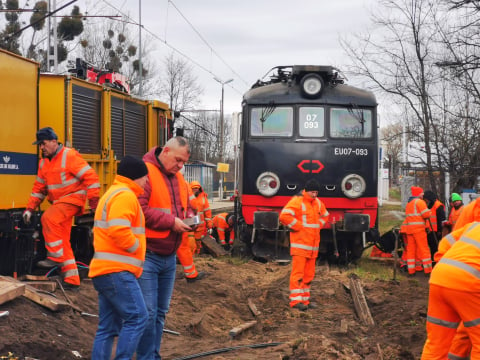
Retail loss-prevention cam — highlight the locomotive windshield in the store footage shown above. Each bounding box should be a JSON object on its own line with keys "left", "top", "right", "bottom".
{"left": 251, "top": 107, "right": 293, "bottom": 137}
{"left": 299, "top": 107, "right": 325, "bottom": 137}
{"left": 329, "top": 108, "right": 372, "bottom": 139}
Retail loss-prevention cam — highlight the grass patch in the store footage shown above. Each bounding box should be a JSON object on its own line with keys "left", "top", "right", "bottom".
{"left": 378, "top": 203, "right": 403, "bottom": 235}
{"left": 347, "top": 257, "right": 397, "bottom": 281}
{"left": 389, "top": 187, "right": 401, "bottom": 201}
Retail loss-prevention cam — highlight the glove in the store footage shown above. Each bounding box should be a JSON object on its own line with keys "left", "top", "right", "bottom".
{"left": 208, "top": 228, "right": 213, "bottom": 235}
{"left": 88, "top": 197, "right": 99, "bottom": 212}
{"left": 23, "top": 210, "right": 32, "bottom": 225}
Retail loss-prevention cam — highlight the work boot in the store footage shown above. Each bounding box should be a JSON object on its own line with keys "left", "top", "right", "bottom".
{"left": 59, "top": 281, "right": 80, "bottom": 292}
{"left": 36, "top": 258, "right": 58, "bottom": 269}
{"left": 186, "top": 271, "right": 207, "bottom": 283}
{"left": 308, "top": 302, "right": 318, "bottom": 309}
{"left": 292, "top": 303, "right": 308, "bottom": 311}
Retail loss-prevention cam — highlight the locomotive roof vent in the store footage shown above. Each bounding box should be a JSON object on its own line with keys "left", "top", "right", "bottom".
{"left": 251, "top": 65, "right": 345, "bottom": 99}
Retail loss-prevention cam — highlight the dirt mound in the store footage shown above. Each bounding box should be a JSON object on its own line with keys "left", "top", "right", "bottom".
{"left": 0, "top": 257, "right": 428, "bottom": 359}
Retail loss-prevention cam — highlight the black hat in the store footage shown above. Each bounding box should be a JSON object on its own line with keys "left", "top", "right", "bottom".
{"left": 117, "top": 155, "right": 148, "bottom": 180}
{"left": 33, "top": 127, "right": 58, "bottom": 145}
{"left": 304, "top": 179, "right": 320, "bottom": 192}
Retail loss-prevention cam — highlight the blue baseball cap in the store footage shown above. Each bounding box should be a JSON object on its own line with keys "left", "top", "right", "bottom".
{"left": 33, "top": 127, "right": 58, "bottom": 145}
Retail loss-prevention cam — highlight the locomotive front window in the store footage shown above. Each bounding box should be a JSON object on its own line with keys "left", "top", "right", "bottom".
{"left": 250, "top": 107, "right": 293, "bottom": 137}
{"left": 299, "top": 107, "right": 325, "bottom": 137}
{"left": 329, "top": 108, "right": 372, "bottom": 139}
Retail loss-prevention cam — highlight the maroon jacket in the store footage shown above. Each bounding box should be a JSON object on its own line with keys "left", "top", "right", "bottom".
{"left": 139, "top": 146, "right": 194, "bottom": 255}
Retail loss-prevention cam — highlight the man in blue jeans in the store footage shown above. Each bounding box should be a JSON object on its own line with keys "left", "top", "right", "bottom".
{"left": 89, "top": 155, "right": 149, "bottom": 359}
{"left": 136, "top": 137, "right": 195, "bottom": 359}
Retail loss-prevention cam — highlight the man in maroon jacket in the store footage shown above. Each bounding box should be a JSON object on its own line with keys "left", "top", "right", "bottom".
{"left": 136, "top": 137, "right": 197, "bottom": 360}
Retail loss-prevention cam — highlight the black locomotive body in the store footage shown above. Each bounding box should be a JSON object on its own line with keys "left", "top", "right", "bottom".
{"left": 236, "top": 65, "right": 378, "bottom": 263}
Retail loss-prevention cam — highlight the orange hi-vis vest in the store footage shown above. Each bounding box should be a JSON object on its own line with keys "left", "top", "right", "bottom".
{"left": 279, "top": 193, "right": 329, "bottom": 259}
{"left": 212, "top": 212, "right": 234, "bottom": 244}
{"left": 434, "top": 222, "right": 476, "bottom": 263}
{"left": 191, "top": 192, "right": 212, "bottom": 226}
{"left": 453, "top": 198, "right": 480, "bottom": 230}
{"left": 430, "top": 221, "right": 480, "bottom": 292}
{"left": 144, "top": 162, "right": 188, "bottom": 239}
{"left": 427, "top": 200, "right": 444, "bottom": 232}
{"left": 401, "top": 198, "right": 431, "bottom": 234}
{"left": 89, "top": 176, "right": 146, "bottom": 279}
{"left": 449, "top": 205, "right": 464, "bottom": 229}
{"left": 27, "top": 145, "right": 100, "bottom": 210}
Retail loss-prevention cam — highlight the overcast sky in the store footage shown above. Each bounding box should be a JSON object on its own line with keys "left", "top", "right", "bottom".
{"left": 77, "top": 0, "right": 376, "bottom": 114}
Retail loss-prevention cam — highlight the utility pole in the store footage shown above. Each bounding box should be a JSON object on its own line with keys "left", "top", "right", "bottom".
{"left": 138, "top": 0, "right": 143, "bottom": 96}
{"left": 214, "top": 77, "right": 234, "bottom": 161}
{"left": 213, "top": 77, "right": 233, "bottom": 200}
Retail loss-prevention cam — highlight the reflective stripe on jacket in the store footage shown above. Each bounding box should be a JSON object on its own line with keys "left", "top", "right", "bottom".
{"left": 213, "top": 212, "right": 234, "bottom": 242}
{"left": 27, "top": 145, "right": 100, "bottom": 210}
{"left": 401, "top": 198, "right": 430, "bottom": 234}
{"left": 191, "top": 192, "right": 212, "bottom": 226}
{"left": 88, "top": 175, "right": 146, "bottom": 278}
{"left": 279, "top": 192, "right": 329, "bottom": 258}
{"left": 427, "top": 200, "right": 445, "bottom": 232}
{"left": 449, "top": 205, "right": 464, "bottom": 229}
{"left": 430, "top": 221, "right": 480, "bottom": 292}
{"left": 144, "top": 162, "right": 188, "bottom": 239}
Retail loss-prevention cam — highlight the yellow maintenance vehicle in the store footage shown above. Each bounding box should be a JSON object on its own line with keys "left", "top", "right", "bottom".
{"left": 0, "top": 49, "right": 173, "bottom": 275}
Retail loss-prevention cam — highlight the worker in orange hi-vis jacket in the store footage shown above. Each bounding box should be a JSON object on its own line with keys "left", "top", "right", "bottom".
{"left": 279, "top": 179, "right": 329, "bottom": 312}
{"left": 400, "top": 186, "right": 432, "bottom": 276}
{"left": 452, "top": 195, "right": 477, "bottom": 232}
{"left": 176, "top": 180, "right": 205, "bottom": 282}
{"left": 212, "top": 212, "right": 236, "bottom": 248}
{"left": 190, "top": 181, "right": 212, "bottom": 254}
{"left": 441, "top": 193, "right": 464, "bottom": 236}
{"left": 23, "top": 127, "right": 100, "bottom": 288}
{"left": 421, "top": 222, "right": 480, "bottom": 359}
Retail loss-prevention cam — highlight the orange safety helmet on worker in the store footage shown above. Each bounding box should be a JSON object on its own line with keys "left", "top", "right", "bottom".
{"left": 190, "top": 180, "right": 212, "bottom": 253}
{"left": 279, "top": 179, "right": 329, "bottom": 310}
{"left": 212, "top": 212, "right": 235, "bottom": 246}
{"left": 24, "top": 127, "right": 100, "bottom": 286}
{"left": 400, "top": 186, "right": 432, "bottom": 275}
{"left": 421, "top": 222, "right": 480, "bottom": 359}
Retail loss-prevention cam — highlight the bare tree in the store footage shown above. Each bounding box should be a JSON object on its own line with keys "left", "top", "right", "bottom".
{"left": 342, "top": 0, "right": 446, "bottom": 195}
{"left": 381, "top": 121, "right": 403, "bottom": 186}
{"left": 158, "top": 52, "right": 204, "bottom": 113}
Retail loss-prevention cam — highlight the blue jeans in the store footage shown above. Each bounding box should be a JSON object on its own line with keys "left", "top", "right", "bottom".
{"left": 136, "top": 251, "right": 177, "bottom": 360}
{"left": 91, "top": 271, "right": 148, "bottom": 360}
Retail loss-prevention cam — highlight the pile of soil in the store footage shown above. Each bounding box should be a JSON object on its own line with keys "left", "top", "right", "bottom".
{"left": 0, "top": 256, "right": 429, "bottom": 359}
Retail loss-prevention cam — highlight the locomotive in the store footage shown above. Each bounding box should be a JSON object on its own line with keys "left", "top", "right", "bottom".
{"left": 0, "top": 49, "right": 173, "bottom": 276}
{"left": 236, "top": 65, "right": 379, "bottom": 263}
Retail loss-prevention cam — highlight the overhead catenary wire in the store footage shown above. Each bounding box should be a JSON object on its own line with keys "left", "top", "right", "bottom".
{"left": 167, "top": 0, "right": 250, "bottom": 87}
{"left": 99, "top": 0, "right": 245, "bottom": 96}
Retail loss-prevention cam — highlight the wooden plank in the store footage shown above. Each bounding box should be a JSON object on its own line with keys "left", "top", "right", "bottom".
{"left": 0, "top": 279, "right": 25, "bottom": 305}
{"left": 247, "top": 298, "right": 261, "bottom": 317}
{"left": 348, "top": 274, "right": 375, "bottom": 326}
{"left": 0, "top": 276, "right": 69, "bottom": 312}
{"left": 229, "top": 320, "right": 257, "bottom": 338}
{"left": 200, "top": 235, "right": 229, "bottom": 257}
{"left": 24, "top": 281, "right": 57, "bottom": 292}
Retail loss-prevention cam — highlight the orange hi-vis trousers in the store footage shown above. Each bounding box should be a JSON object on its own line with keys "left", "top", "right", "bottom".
{"left": 404, "top": 232, "right": 432, "bottom": 274}
{"left": 176, "top": 232, "right": 198, "bottom": 279}
{"left": 448, "top": 322, "right": 471, "bottom": 360}
{"left": 289, "top": 255, "right": 316, "bottom": 308}
{"left": 422, "top": 284, "right": 480, "bottom": 359}
{"left": 41, "top": 202, "right": 81, "bottom": 286}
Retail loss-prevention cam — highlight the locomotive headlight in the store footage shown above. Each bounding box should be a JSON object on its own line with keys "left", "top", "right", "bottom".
{"left": 300, "top": 73, "right": 324, "bottom": 99}
{"left": 341, "top": 174, "right": 366, "bottom": 199}
{"left": 256, "top": 172, "right": 280, "bottom": 197}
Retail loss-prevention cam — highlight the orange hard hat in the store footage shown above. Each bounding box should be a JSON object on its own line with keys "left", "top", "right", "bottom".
{"left": 190, "top": 181, "right": 201, "bottom": 189}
